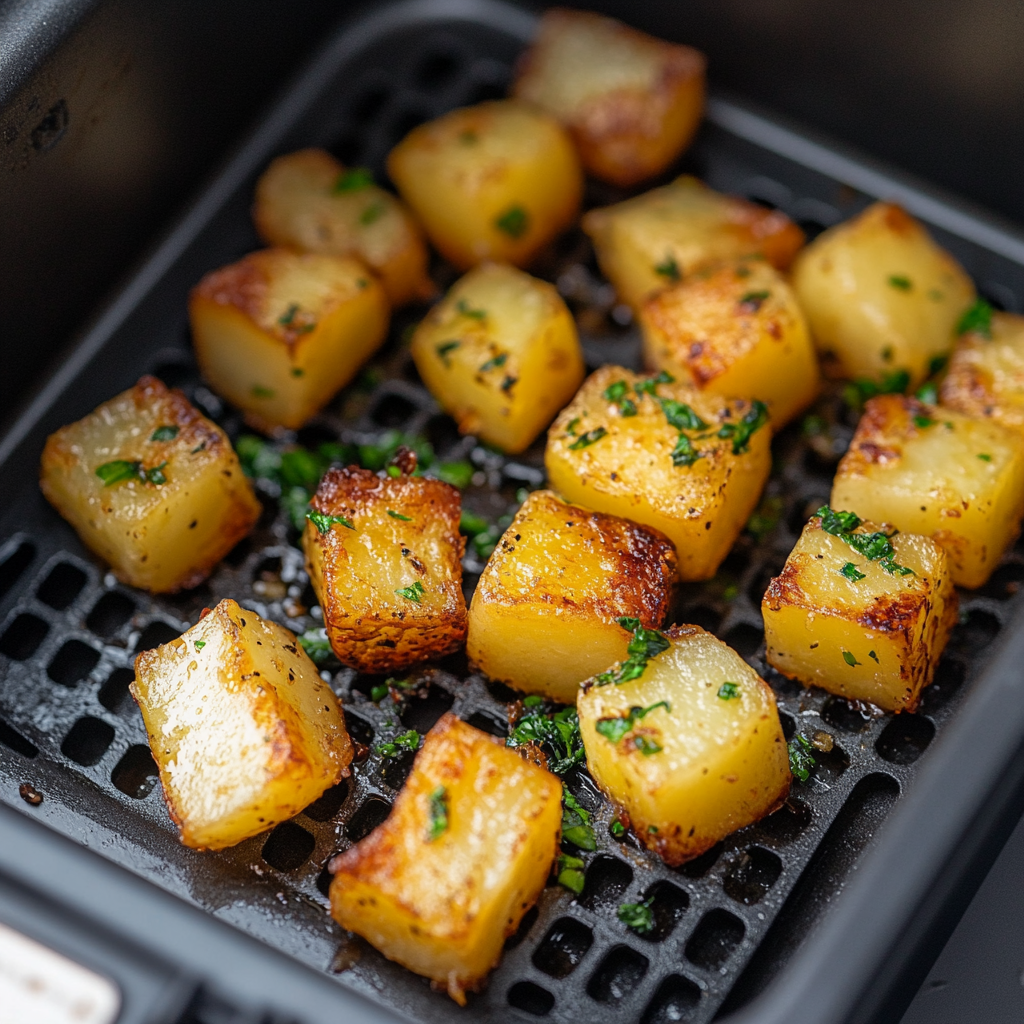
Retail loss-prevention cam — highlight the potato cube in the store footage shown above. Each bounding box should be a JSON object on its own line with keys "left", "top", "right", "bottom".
{"left": 763, "top": 510, "right": 958, "bottom": 712}
{"left": 578, "top": 624, "right": 790, "bottom": 865}
{"left": 640, "top": 257, "right": 819, "bottom": 426}
{"left": 189, "top": 248, "right": 389, "bottom": 432}
{"left": 831, "top": 395, "right": 1024, "bottom": 588}
{"left": 40, "top": 376, "right": 260, "bottom": 593}
{"left": 132, "top": 599, "right": 352, "bottom": 850}
{"left": 942, "top": 308, "right": 1024, "bottom": 433}
{"left": 410, "top": 263, "right": 585, "bottom": 453}
{"left": 303, "top": 465, "right": 467, "bottom": 672}
{"left": 792, "top": 202, "right": 975, "bottom": 387}
{"left": 545, "top": 366, "right": 772, "bottom": 580}
{"left": 582, "top": 176, "right": 805, "bottom": 310}
{"left": 253, "top": 149, "right": 433, "bottom": 306}
{"left": 329, "top": 713, "right": 561, "bottom": 1004}
{"left": 467, "top": 490, "right": 676, "bottom": 702}
{"left": 512, "top": 8, "right": 705, "bottom": 187}
{"left": 387, "top": 99, "right": 582, "bottom": 270}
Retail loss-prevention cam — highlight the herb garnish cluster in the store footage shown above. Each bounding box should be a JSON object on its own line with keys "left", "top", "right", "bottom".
{"left": 817, "top": 505, "right": 915, "bottom": 577}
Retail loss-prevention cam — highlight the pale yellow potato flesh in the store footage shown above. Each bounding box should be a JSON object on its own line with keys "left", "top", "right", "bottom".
{"left": 303, "top": 466, "right": 467, "bottom": 673}
{"left": 582, "top": 175, "right": 805, "bottom": 310}
{"left": 387, "top": 99, "right": 582, "bottom": 270}
{"left": 329, "top": 713, "right": 562, "bottom": 1004}
{"left": 467, "top": 490, "right": 677, "bottom": 702}
{"left": 132, "top": 599, "right": 352, "bottom": 850}
{"left": 253, "top": 149, "right": 433, "bottom": 306}
{"left": 512, "top": 8, "right": 705, "bottom": 187}
{"left": 792, "top": 202, "right": 975, "bottom": 387}
{"left": 40, "top": 376, "right": 260, "bottom": 593}
{"left": 190, "top": 248, "right": 389, "bottom": 432}
{"left": 832, "top": 394, "right": 1024, "bottom": 588}
{"left": 545, "top": 366, "right": 772, "bottom": 581}
{"left": 578, "top": 625, "right": 790, "bottom": 865}
{"left": 942, "top": 311, "right": 1024, "bottom": 433}
{"left": 640, "top": 257, "right": 819, "bottom": 427}
{"left": 763, "top": 516, "right": 957, "bottom": 712}
{"left": 410, "top": 263, "right": 585, "bottom": 453}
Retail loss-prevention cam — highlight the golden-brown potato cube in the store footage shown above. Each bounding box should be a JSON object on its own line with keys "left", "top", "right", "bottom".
{"left": 763, "top": 510, "right": 958, "bottom": 712}
{"left": 545, "top": 366, "right": 771, "bottom": 580}
{"left": 302, "top": 465, "right": 467, "bottom": 672}
{"left": 512, "top": 8, "right": 705, "bottom": 187}
{"left": 329, "top": 713, "right": 561, "bottom": 1004}
{"left": 582, "top": 176, "right": 805, "bottom": 310}
{"left": 40, "top": 376, "right": 260, "bottom": 593}
{"left": 253, "top": 149, "right": 433, "bottom": 306}
{"left": 831, "top": 395, "right": 1024, "bottom": 588}
{"left": 410, "top": 263, "right": 585, "bottom": 453}
{"left": 132, "top": 599, "right": 352, "bottom": 850}
{"left": 640, "top": 257, "right": 819, "bottom": 426}
{"left": 578, "top": 623, "right": 789, "bottom": 866}
{"left": 190, "top": 248, "right": 389, "bottom": 432}
{"left": 387, "top": 99, "right": 582, "bottom": 270}
{"left": 467, "top": 490, "right": 677, "bottom": 702}
{"left": 792, "top": 202, "right": 975, "bottom": 387}
{"left": 942, "top": 308, "right": 1024, "bottom": 433}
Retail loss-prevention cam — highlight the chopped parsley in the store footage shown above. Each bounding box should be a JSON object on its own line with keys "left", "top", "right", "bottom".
{"left": 929, "top": 355, "right": 948, "bottom": 376}
{"left": 455, "top": 298, "right": 486, "bottom": 320}
{"left": 298, "top": 628, "right": 334, "bottom": 666}
{"left": 370, "top": 683, "right": 389, "bottom": 702}
{"left": 913, "top": 414, "right": 935, "bottom": 429}
{"left": 359, "top": 201, "right": 385, "bottom": 225}
{"left": 595, "top": 701, "right": 671, "bottom": 745}
{"left": 618, "top": 898, "right": 655, "bottom": 934}
{"left": 634, "top": 370, "right": 675, "bottom": 397}
{"left": 978, "top": 453, "right": 992, "bottom": 462}
{"left": 888, "top": 275, "right": 912, "bottom": 291}
{"left": 595, "top": 617, "right": 670, "bottom": 687}
{"left": 507, "top": 702, "right": 585, "bottom": 775}
{"left": 565, "top": 416, "right": 580, "bottom": 436}
{"left": 717, "top": 682, "right": 740, "bottom": 700}
{"left": 843, "top": 650, "right": 861, "bottom": 667}
{"left": 659, "top": 398, "right": 708, "bottom": 432}
{"left": 788, "top": 733, "right": 816, "bottom": 782}
{"left": 291, "top": 368, "right": 305, "bottom": 377}
{"left": 557, "top": 854, "right": 586, "bottom": 894}
{"left": 387, "top": 509, "right": 412, "bottom": 521}
{"left": 843, "top": 370, "right": 911, "bottom": 409}
{"left": 150, "top": 425, "right": 179, "bottom": 442}
{"left": 333, "top": 167, "right": 374, "bottom": 193}
{"left": 495, "top": 204, "right": 529, "bottom": 238}
{"left": 716, "top": 400, "right": 769, "bottom": 454}
{"left": 568, "top": 427, "right": 607, "bottom": 450}
{"left": 376, "top": 730, "right": 421, "bottom": 757}
{"left": 435, "top": 340, "right": 460, "bottom": 364}
{"left": 869, "top": 650, "right": 880, "bottom": 663}
{"left": 957, "top": 298, "right": 993, "bottom": 337}
{"left": 840, "top": 562, "right": 866, "bottom": 582}
{"left": 603, "top": 379, "right": 637, "bottom": 417}
{"left": 670, "top": 433, "right": 704, "bottom": 467}
{"left": 395, "top": 581, "right": 425, "bottom": 603}
{"left": 561, "top": 791, "right": 596, "bottom": 851}
{"left": 194, "top": 640, "right": 206, "bottom": 652}
{"left": 610, "top": 821, "right": 626, "bottom": 838}
{"left": 436, "top": 460, "right": 474, "bottom": 489}
{"left": 306, "top": 509, "right": 355, "bottom": 534}
{"left": 252, "top": 385, "right": 276, "bottom": 399}
{"left": 738, "top": 289, "right": 770, "bottom": 312}
{"left": 479, "top": 352, "right": 508, "bottom": 373}
{"left": 916, "top": 382, "right": 938, "bottom": 404}
{"left": 427, "top": 786, "right": 448, "bottom": 841}
{"left": 817, "top": 505, "right": 915, "bottom": 577}
{"left": 654, "top": 254, "right": 681, "bottom": 282}
{"left": 95, "top": 460, "right": 168, "bottom": 486}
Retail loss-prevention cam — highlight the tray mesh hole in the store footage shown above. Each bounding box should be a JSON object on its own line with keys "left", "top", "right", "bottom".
{"left": 685, "top": 908, "right": 745, "bottom": 970}
{"left": 316, "top": 857, "right": 337, "bottom": 898}
{"left": 920, "top": 658, "right": 967, "bottom": 713}
{"left": 636, "top": 880, "right": 689, "bottom": 941}
{"left": 345, "top": 796, "right": 392, "bottom": 842}
{"left": 532, "top": 916, "right": 594, "bottom": 979}
{"left": 380, "top": 748, "right": 417, "bottom": 790}
{"left": 464, "top": 710, "right": 507, "bottom": 737}
{"left": 262, "top": 820, "right": 316, "bottom": 872}
{"left": 723, "top": 846, "right": 783, "bottom": 906}
{"left": 398, "top": 684, "right": 454, "bottom": 732}
{"left": 370, "top": 392, "right": 419, "bottom": 428}
{"left": 86, "top": 592, "right": 135, "bottom": 637}
{"left": 36, "top": 562, "right": 87, "bottom": 610}
{"left": 303, "top": 780, "right": 350, "bottom": 822}
{"left": 977, "top": 561, "right": 1024, "bottom": 600}
{"left": 111, "top": 744, "right": 159, "bottom": 798}
{"left": 951, "top": 608, "right": 1001, "bottom": 651}
{"left": 46, "top": 640, "right": 100, "bottom": 687}
{"left": 579, "top": 855, "right": 633, "bottom": 911}
{"left": 343, "top": 711, "right": 375, "bottom": 747}
{"left": 0, "top": 613, "right": 48, "bottom": 660}
{"left": 756, "top": 799, "right": 812, "bottom": 844}
{"left": 134, "top": 621, "right": 180, "bottom": 653}
{"left": 61, "top": 716, "right": 115, "bottom": 766}
{"left": 349, "top": 82, "right": 391, "bottom": 125}
{"left": 0, "top": 541, "right": 36, "bottom": 602}
{"left": 875, "top": 714, "right": 935, "bottom": 765}
{"left": 676, "top": 843, "right": 723, "bottom": 879}
{"left": 641, "top": 974, "right": 702, "bottom": 1024}
{"left": 505, "top": 904, "right": 539, "bottom": 950}
{"left": 586, "top": 944, "right": 649, "bottom": 1004}
{"left": 821, "top": 696, "right": 878, "bottom": 733}
{"left": 0, "top": 716, "right": 37, "bottom": 758}
{"left": 507, "top": 980, "right": 554, "bottom": 1017}
{"left": 414, "top": 48, "right": 464, "bottom": 90}
{"left": 98, "top": 668, "right": 136, "bottom": 714}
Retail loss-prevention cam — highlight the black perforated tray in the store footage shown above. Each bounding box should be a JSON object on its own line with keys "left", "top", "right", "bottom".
{"left": 3, "top": 4, "right": 1024, "bottom": 1024}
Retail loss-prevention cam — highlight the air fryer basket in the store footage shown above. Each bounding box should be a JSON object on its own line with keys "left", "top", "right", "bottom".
{"left": 3, "top": 3, "right": 1024, "bottom": 1023}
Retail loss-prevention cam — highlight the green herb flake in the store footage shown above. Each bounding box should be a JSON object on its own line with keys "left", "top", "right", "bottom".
{"left": 507, "top": 704, "right": 586, "bottom": 776}
{"left": 595, "top": 617, "right": 671, "bottom": 687}
{"left": 376, "top": 730, "right": 421, "bottom": 757}
{"left": 565, "top": 416, "right": 581, "bottom": 436}
{"left": 654, "top": 254, "right": 681, "bottom": 282}
{"left": 194, "top": 640, "right": 206, "bottom": 652}
{"left": 360, "top": 201, "right": 385, "bottom": 225}
{"left": 298, "top": 628, "right": 334, "bottom": 666}
{"left": 306, "top": 509, "right": 355, "bottom": 534}
{"left": 957, "top": 298, "right": 994, "bottom": 338}
{"left": 557, "top": 854, "right": 586, "bottom": 894}
{"left": 717, "top": 399, "right": 770, "bottom": 454}
{"left": 395, "top": 581, "right": 425, "bottom": 603}
{"left": 840, "top": 562, "right": 866, "bottom": 582}
{"left": 456, "top": 297, "right": 487, "bottom": 320}
{"left": 668, "top": 433, "right": 702, "bottom": 467}
{"left": 648, "top": 825, "right": 659, "bottom": 834}
{"left": 291, "top": 367, "right": 305, "bottom": 377}
{"left": 333, "top": 167, "right": 374, "bottom": 193}
{"left": 634, "top": 370, "right": 675, "bottom": 397}
{"left": 459, "top": 511, "right": 490, "bottom": 536}
{"left": 561, "top": 791, "right": 596, "bottom": 851}
{"left": 738, "top": 289, "right": 770, "bottom": 311}
{"left": 370, "top": 683, "right": 389, "bottom": 702}
{"left": 386, "top": 465, "right": 401, "bottom": 478}
{"left": 817, "top": 505, "right": 915, "bottom": 577}
{"left": 978, "top": 452, "right": 993, "bottom": 462}
{"left": 659, "top": 398, "right": 708, "bottom": 432}
{"left": 928, "top": 355, "right": 948, "bottom": 376}
{"left": 618, "top": 898, "right": 655, "bottom": 934}
{"left": 603, "top": 379, "right": 638, "bottom": 417}
{"left": 387, "top": 509, "right": 413, "bottom": 521}
{"left": 843, "top": 650, "right": 860, "bottom": 667}
{"left": 568, "top": 427, "right": 607, "bottom": 450}
{"left": 717, "top": 682, "right": 740, "bottom": 700}
{"left": 611, "top": 821, "right": 626, "bottom": 838}
{"left": 459, "top": 129, "right": 478, "bottom": 145}
{"left": 436, "top": 460, "right": 474, "bottom": 489}
{"left": 888, "top": 275, "right": 912, "bottom": 291}
{"left": 595, "top": 701, "right": 671, "bottom": 746}
{"left": 427, "top": 786, "right": 448, "bottom": 841}
{"left": 252, "top": 385, "right": 275, "bottom": 399}
{"left": 495, "top": 204, "right": 529, "bottom": 238}
{"left": 278, "top": 303, "right": 300, "bottom": 326}
{"left": 916, "top": 382, "right": 938, "bottom": 404}
{"left": 95, "top": 460, "right": 142, "bottom": 485}
{"left": 479, "top": 352, "right": 508, "bottom": 372}
{"left": 150, "top": 425, "right": 179, "bottom": 442}
{"left": 788, "top": 734, "right": 816, "bottom": 782}
{"left": 869, "top": 650, "right": 880, "bottom": 663}
{"left": 913, "top": 414, "right": 934, "bottom": 429}
{"left": 436, "top": 340, "right": 460, "bottom": 364}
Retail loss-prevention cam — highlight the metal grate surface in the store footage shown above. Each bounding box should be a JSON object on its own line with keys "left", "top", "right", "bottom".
{"left": 1, "top": 8, "right": 1024, "bottom": 1024}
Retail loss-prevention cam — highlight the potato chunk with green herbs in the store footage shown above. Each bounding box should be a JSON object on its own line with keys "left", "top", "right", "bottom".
{"left": 253, "top": 149, "right": 433, "bottom": 306}
{"left": 132, "top": 599, "right": 352, "bottom": 850}
{"left": 387, "top": 100, "right": 582, "bottom": 270}
{"left": 467, "top": 490, "right": 677, "bottom": 702}
{"left": 40, "top": 376, "right": 260, "bottom": 593}
{"left": 190, "top": 248, "right": 389, "bottom": 431}
{"left": 831, "top": 395, "right": 1024, "bottom": 588}
{"left": 329, "top": 713, "right": 561, "bottom": 1004}
{"left": 941, "top": 307, "right": 1024, "bottom": 433}
{"left": 578, "top": 623, "right": 789, "bottom": 865}
{"left": 582, "top": 176, "right": 805, "bottom": 310}
{"left": 763, "top": 510, "right": 958, "bottom": 712}
{"left": 792, "top": 202, "right": 975, "bottom": 387}
{"left": 302, "top": 465, "right": 467, "bottom": 672}
{"left": 640, "top": 257, "right": 819, "bottom": 426}
{"left": 545, "top": 366, "right": 771, "bottom": 580}
{"left": 512, "top": 8, "right": 705, "bottom": 187}
{"left": 410, "top": 263, "right": 585, "bottom": 453}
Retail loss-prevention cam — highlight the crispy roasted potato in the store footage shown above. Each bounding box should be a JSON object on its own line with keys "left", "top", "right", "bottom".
{"left": 942, "top": 309, "right": 1024, "bottom": 433}
{"left": 410, "top": 263, "right": 585, "bottom": 453}
{"left": 763, "top": 511, "right": 957, "bottom": 712}
{"left": 190, "top": 248, "right": 389, "bottom": 432}
{"left": 582, "top": 176, "right": 805, "bottom": 310}
{"left": 467, "top": 490, "right": 677, "bottom": 702}
{"left": 831, "top": 395, "right": 1024, "bottom": 588}
{"left": 792, "top": 202, "right": 975, "bottom": 387}
{"left": 253, "top": 149, "right": 433, "bottom": 306}
{"left": 303, "top": 465, "right": 467, "bottom": 672}
{"left": 40, "top": 376, "right": 260, "bottom": 593}
{"left": 132, "top": 599, "right": 352, "bottom": 850}
{"left": 578, "top": 624, "right": 789, "bottom": 866}
{"left": 329, "top": 713, "right": 561, "bottom": 1004}
{"left": 640, "top": 257, "right": 819, "bottom": 426}
{"left": 545, "top": 366, "right": 772, "bottom": 580}
{"left": 512, "top": 8, "right": 705, "bottom": 187}
{"left": 387, "top": 99, "right": 582, "bottom": 270}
